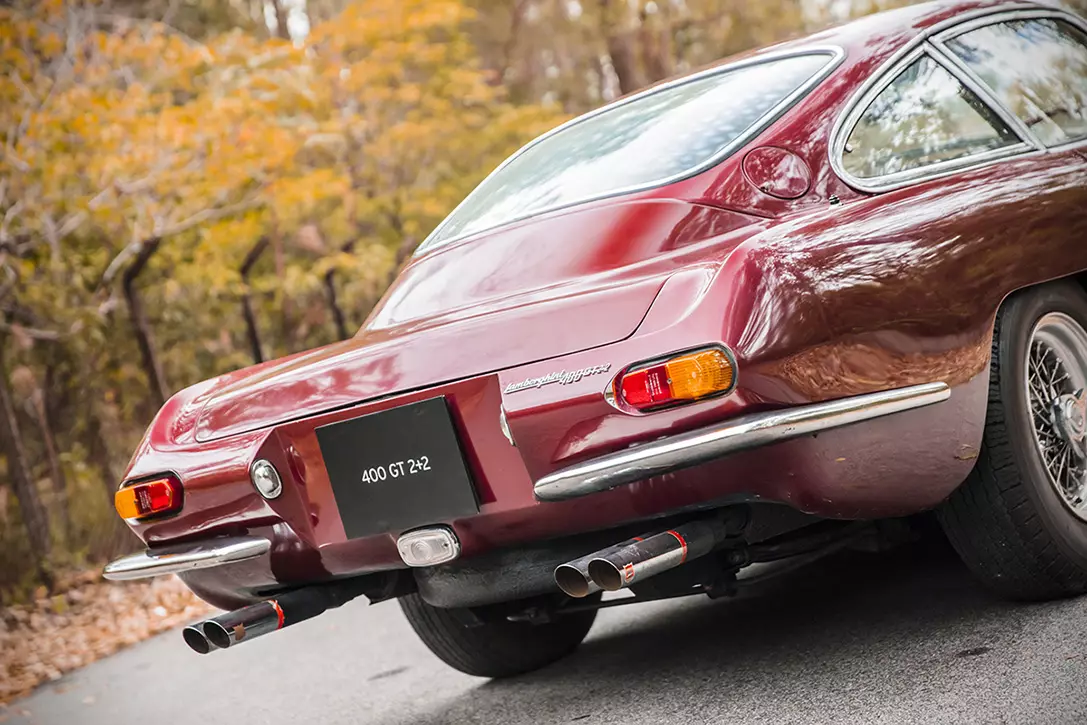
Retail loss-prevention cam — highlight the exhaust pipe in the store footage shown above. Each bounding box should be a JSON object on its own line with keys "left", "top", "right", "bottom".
{"left": 198, "top": 599, "right": 289, "bottom": 650}
{"left": 554, "top": 537, "right": 645, "bottom": 598}
{"left": 183, "top": 573, "right": 408, "bottom": 654}
{"left": 185, "top": 589, "right": 337, "bottom": 653}
{"left": 586, "top": 520, "right": 727, "bottom": 592}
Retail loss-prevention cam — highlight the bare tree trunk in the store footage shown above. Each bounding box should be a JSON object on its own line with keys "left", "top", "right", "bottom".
{"left": 27, "top": 387, "right": 70, "bottom": 542}
{"left": 591, "top": 52, "right": 609, "bottom": 102}
{"left": 240, "top": 236, "right": 270, "bottom": 363}
{"left": 122, "top": 237, "right": 168, "bottom": 408}
{"left": 270, "top": 0, "right": 290, "bottom": 39}
{"left": 0, "top": 337, "right": 52, "bottom": 587}
{"left": 88, "top": 401, "right": 135, "bottom": 556}
{"left": 605, "top": 34, "right": 641, "bottom": 93}
{"left": 638, "top": 9, "right": 672, "bottom": 84}
{"left": 497, "top": 0, "right": 531, "bottom": 85}
{"left": 600, "top": 0, "right": 642, "bottom": 94}
{"left": 324, "top": 240, "right": 355, "bottom": 341}
{"left": 324, "top": 269, "right": 350, "bottom": 341}
{"left": 383, "top": 209, "right": 417, "bottom": 291}
{"left": 272, "top": 228, "right": 298, "bottom": 351}
{"left": 385, "top": 235, "right": 418, "bottom": 290}
{"left": 89, "top": 409, "right": 118, "bottom": 501}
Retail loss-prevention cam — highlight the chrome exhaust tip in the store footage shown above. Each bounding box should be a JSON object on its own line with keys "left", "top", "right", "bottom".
{"left": 202, "top": 618, "right": 258, "bottom": 649}
{"left": 203, "top": 620, "right": 233, "bottom": 649}
{"left": 586, "top": 558, "right": 627, "bottom": 592}
{"left": 182, "top": 624, "right": 217, "bottom": 654}
{"left": 201, "top": 600, "right": 284, "bottom": 649}
{"left": 554, "top": 562, "right": 600, "bottom": 598}
{"left": 181, "top": 602, "right": 283, "bottom": 653}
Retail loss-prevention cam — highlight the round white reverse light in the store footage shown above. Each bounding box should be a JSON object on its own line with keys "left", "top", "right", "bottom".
{"left": 251, "top": 459, "right": 283, "bottom": 500}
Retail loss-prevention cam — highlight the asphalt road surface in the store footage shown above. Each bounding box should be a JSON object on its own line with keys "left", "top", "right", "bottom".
{"left": 10, "top": 539, "right": 1087, "bottom": 725}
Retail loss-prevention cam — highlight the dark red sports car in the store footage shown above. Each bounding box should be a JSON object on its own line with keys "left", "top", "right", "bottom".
{"left": 105, "top": 0, "right": 1087, "bottom": 677}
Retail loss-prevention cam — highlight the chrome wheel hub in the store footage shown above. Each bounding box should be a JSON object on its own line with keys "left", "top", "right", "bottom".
{"left": 1026, "top": 313, "right": 1087, "bottom": 520}
{"left": 1053, "top": 392, "right": 1087, "bottom": 454}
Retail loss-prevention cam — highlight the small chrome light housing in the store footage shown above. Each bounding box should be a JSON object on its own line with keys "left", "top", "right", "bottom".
{"left": 250, "top": 459, "right": 283, "bottom": 500}
{"left": 397, "top": 527, "right": 461, "bottom": 567}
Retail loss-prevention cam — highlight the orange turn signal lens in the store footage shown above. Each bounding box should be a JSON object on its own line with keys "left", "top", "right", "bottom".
{"left": 617, "top": 347, "right": 735, "bottom": 411}
{"left": 115, "top": 475, "right": 182, "bottom": 520}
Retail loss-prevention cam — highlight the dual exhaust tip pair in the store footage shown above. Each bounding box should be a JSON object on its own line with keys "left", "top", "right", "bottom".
{"left": 183, "top": 579, "right": 372, "bottom": 654}
{"left": 183, "top": 599, "right": 284, "bottom": 654}
{"left": 554, "top": 520, "right": 726, "bottom": 598}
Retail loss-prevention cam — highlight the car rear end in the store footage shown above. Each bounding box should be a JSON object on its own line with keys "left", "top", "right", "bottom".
{"left": 107, "top": 198, "right": 766, "bottom": 610}
{"left": 102, "top": 37, "right": 966, "bottom": 666}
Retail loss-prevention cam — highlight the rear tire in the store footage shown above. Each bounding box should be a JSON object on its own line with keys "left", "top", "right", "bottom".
{"left": 938, "top": 281, "right": 1087, "bottom": 600}
{"left": 398, "top": 593, "right": 597, "bottom": 678}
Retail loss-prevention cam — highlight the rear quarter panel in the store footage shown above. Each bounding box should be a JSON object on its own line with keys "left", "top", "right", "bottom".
{"left": 505, "top": 148, "right": 1087, "bottom": 521}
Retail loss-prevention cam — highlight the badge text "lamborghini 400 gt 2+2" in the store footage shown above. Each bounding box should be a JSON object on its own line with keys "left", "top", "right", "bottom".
{"left": 503, "top": 364, "right": 612, "bottom": 394}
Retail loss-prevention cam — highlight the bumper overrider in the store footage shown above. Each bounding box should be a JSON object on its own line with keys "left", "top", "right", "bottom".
{"left": 104, "top": 381, "right": 950, "bottom": 582}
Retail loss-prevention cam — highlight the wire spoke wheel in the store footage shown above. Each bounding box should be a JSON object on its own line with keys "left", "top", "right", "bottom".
{"left": 1026, "top": 312, "right": 1087, "bottom": 521}
{"left": 939, "top": 285, "right": 1087, "bottom": 601}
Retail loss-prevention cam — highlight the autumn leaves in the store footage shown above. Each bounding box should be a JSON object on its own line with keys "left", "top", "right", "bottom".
{"left": 0, "top": 0, "right": 561, "bottom": 592}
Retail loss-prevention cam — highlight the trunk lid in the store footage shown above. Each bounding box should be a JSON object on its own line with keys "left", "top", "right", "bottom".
{"left": 194, "top": 199, "right": 758, "bottom": 442}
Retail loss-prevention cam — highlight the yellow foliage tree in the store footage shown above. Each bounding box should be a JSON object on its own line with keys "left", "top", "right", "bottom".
{"left": 0, "top": 0, "right": 563, "bottom": 589}
{"left": 2, "top": 0, "right": 908, "bottom": 591}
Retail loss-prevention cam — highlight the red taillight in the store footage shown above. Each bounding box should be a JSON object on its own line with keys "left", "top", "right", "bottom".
{"left": 620, "top": 366, "right": 673, "bottom": 407}
{"left": 615, "top": 347, "right": 736, "bottom": 411}
{"left": 115, "top": 474, "right": 182, "bottom": 520}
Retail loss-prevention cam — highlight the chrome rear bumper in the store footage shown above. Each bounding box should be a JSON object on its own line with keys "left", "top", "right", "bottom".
{"left": 533, "top": 381, "right": 950, "bottom": 502}
{"left": 103, "top": 535, "right": 270, "bottom": 581}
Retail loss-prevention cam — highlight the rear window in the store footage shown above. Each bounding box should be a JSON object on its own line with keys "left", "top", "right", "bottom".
{"left": 419, "top": 51, "right": 837, "bottom": 251}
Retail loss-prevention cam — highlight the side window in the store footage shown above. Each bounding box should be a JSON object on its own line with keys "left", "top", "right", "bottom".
{"left": 842, "top": 54, "right": 1019, "bottom": 180}
{"left": 944, "top": 18, "right": 1087, "bottom": 146}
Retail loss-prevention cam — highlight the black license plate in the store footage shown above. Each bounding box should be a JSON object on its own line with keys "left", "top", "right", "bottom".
{"left": 316, "top": 397, "right": 479, "bottom": 540}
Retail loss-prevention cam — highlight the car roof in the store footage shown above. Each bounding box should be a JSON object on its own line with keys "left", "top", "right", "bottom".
{"left": 788, "top": 0, "right": 1043, "bottom": 54}
{"left": 419, "top": 1, "right": 1071, "bottom": 253}
{"left": 646, "top": 1, "right": 1057, "bottom": 92}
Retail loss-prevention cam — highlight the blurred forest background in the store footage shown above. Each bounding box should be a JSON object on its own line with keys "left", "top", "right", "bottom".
{"left": 1, "top": 0, "right": 1083, "bottom": 599}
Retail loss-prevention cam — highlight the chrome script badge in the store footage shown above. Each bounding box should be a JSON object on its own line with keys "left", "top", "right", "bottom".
{"left": 504, "top": 364, "right": 612, "bottom": 394}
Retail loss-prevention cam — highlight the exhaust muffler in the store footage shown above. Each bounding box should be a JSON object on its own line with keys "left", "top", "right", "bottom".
{"left": 578, "top": 520, "right": 728, "bottom": 593}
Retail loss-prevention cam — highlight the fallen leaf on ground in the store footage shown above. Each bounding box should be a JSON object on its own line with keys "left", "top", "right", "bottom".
{"left": 1, "top": 574, "right": 214, "bottom": 704}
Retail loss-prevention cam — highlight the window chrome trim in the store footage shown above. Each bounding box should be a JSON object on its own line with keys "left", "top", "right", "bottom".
{"left": 924, "top": 41, "right": 1043, "bottom": 150}
{"left": 1047, "top": 136, "right": 1087, "bottom": 155}
{"left": 929, "top": 8, "right": 1087, "bottom": 150}
{"left": 831, "top": 5, "right": 1087, "bottom": 193}
{"left": 830, "top": 42, "right": 1031, "bottom": 193}
{"left": 416, "top": 46, "right": 846, "bottom": 256}
{"left": 929, "top": 7, "right": 1087, "bottom": 46}
{"left": 847, "top": 142, "right": 1035, "bottom": 191}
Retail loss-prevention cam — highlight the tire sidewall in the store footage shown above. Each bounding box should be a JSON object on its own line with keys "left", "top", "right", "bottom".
{"left": 1000, "top": 283, "right": 1087, "bottom": 570}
